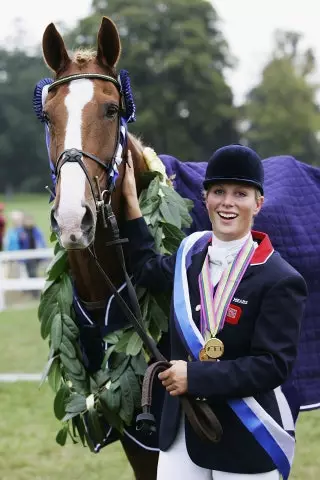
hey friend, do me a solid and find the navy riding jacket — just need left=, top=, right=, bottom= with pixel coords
left=123, top=217, right=307, bottom=474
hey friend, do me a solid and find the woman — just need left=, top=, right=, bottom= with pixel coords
left=122, top=144, right=307, bottom=480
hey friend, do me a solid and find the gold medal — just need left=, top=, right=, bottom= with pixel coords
left=199, top=347, right=209, bottom=361
left=204, top=337, right=224, bottom=360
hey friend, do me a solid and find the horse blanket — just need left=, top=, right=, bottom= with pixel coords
left=161, top=154, right=320, bottom=411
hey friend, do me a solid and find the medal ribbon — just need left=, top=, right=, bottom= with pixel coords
left=198, top=235, right=255, bottom=340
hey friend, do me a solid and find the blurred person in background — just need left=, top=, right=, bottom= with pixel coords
left=19, top=213, right=46, bottom=278
left=0, top=203, right=6, bottom=251
left=4, top=210, right=24, bottom=251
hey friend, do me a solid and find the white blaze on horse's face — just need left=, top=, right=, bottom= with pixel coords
left=56, top=79, right=94, bottom=248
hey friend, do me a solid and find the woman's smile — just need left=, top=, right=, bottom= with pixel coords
left=205, top=183, right=264, bottom=241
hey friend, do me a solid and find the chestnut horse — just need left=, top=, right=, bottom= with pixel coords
left=42, top=17, right=159, bottom=480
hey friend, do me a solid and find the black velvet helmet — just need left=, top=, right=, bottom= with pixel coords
left=203, top=144, right=264, bottom=194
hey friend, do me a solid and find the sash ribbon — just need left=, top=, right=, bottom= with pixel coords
left=173, top=231, right=295, bottom=479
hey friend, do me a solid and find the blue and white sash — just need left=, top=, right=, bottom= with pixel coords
left=173, top=231, right=295, bottom=480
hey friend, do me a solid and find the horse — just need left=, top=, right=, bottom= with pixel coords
left=38, top=15, right=320, bottom=480
left=40, top=17, right=162, bottom=480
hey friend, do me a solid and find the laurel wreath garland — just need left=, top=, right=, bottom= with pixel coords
left=38, top=149, right=193, bottom=450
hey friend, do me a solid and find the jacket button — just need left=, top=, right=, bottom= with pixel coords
left=195, top=304, right=201, bottom=311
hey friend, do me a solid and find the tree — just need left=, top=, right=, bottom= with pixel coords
left=241, top=30, right=320, bottom=165
left=65, top=0, right=239, bottom=161
left=0, top=48, right=49, bottom=192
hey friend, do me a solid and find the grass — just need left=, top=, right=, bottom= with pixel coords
left=0, top=383, right=132, bottom=480
left=0, top=305, right=320, bottom=479
left=0, top=305, right=48, bottom=372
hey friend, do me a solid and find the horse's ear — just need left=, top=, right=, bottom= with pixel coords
left=42, top=23, right=71, bottom=74
left=97, top=17, right=121, bottom=68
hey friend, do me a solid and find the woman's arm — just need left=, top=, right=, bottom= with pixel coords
left=122, top=151, right=176, bottom=293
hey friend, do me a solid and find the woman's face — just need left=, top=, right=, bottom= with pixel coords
left=205, top=182, right=264, bottom=241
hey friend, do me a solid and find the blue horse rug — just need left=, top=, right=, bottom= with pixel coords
left=160, top=154, right=320, bottom=411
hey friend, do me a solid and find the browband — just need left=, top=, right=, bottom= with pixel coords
left=48, top=73, right=121, bottom=92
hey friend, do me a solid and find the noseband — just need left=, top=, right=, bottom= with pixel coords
left=48, top=73, right=125, bottom=207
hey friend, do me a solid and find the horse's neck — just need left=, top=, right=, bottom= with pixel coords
left=68, top=139, right=147, bottom=308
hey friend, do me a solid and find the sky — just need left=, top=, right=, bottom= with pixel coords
left=1, top=0, right=320, bottom=105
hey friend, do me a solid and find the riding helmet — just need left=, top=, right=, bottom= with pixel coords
left=203, top=144, right=264, bottom=194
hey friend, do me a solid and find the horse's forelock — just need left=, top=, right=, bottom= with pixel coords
left=72, top=49, right=97, bottom=66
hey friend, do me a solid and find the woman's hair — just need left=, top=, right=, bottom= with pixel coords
left=202, top=185, right=262, bottom=202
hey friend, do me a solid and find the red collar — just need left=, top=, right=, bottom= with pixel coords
left=251, top=230, right=274, bottom=265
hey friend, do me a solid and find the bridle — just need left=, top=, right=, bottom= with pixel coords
left=45, top=73, right=223, bottom=445
left=48, top=73, right=125, bottom=208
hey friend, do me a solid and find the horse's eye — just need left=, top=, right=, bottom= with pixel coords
left=104, top=104, right=119, bottom=118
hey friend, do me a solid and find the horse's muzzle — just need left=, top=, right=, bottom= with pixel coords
left=50, top=204, right=96, bottom=249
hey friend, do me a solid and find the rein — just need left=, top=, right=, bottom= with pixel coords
left=44, top=72, right=222, bottom=443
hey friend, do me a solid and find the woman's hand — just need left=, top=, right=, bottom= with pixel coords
left=122, top=150, right=142, bottom=219
left=158, top=360, right=188, bottom=396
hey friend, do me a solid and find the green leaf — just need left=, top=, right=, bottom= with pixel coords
left=146, top=176, right=160, bottom=199
left=57, top=273, right=73, bottom=314
left=148, top=321, right=161, bottom=344
left=110, top=357, right=130, bottom=382
left=126, top=367, right=141, bottom=409
left=87, top=408, right=105, bottom=446
left=46, top=249, right=68, bottom=281
left=150, top=298, right=168, bottom=333
left=54, top=240, right=63, bottom=254
left=60, top=354, right=84, bottom=377
left=126, top=331, right=143, bottom=356
left=104, top=331, right=120, bottom=345
left=38, top=282, right=60, bottom=323
left=50, top=313, right=63, bottom=351
left=42, top=279, right=56, bottom=295
left=47, top=357, right=62, bottom=392
left=56, top=426, right=68, bottom=446
left=100, top=385, right=121, bottom=412
left=61, top=411, right=81, bottom=422
left=92, top=369, right=110, bottom=388
left=67, top=423, right=78, bottom=444
left=67, top=376, right=89, bottom=396
left=65, top=393, right=87, bottom=414
left=101, top=345, right=116, bottom=369
left=159, top=197, right=179, bottom=226
left=62, top=314, right=79, bottom=339
left=59, top=335, right=77, bottom=359
left=72, top=416, right=86, bottom=447
left=50, top=232, right=57, bottom=244
left=39, top=355, right=58, bottom=388
left=54, top=384, right=70, bottom=420
left=98, top=398, right=123, bottom=433
left=40, top=304, right=58, bottom=340
left=114, top=330, right=134, bottom=353
left=131, top=352, right=148, bottom=376
left=140, top=196, right=160, bottom=215
left=162, top=222, right=185, bottom=241
left=119, top=369, right=135, bottom=424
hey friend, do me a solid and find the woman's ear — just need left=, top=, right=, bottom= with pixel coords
left=254, top=195, right=264, bottom=216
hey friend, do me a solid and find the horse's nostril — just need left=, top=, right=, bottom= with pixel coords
left=81, top=206, right=94, bottom=233
left=50, top=208, right=59, bottom=234
left=70, top=234, right=76, bottom=242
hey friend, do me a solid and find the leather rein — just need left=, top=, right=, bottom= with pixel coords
left=49, top=72, right=222, bottom=443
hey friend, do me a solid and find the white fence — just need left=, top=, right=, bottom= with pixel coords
left=0, top=248, right=54, bottom=311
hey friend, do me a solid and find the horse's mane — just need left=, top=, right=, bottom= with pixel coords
left=128, top=133, right=145, bottom=155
